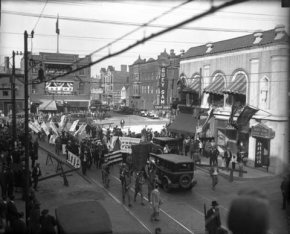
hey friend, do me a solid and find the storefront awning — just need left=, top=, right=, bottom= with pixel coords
left=183, top=78, right=200, bottom=93
left=168, top=113, right=197, bottom=136
left=39, top=100, right=57, bottom=111
left=68, top=101, right=89, bottom=108
left=223, top=73, right=247, bottom=95
left=204, top=75, right=225, bottom=95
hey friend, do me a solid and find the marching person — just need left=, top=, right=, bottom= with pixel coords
left=223, top=147, right=232, bottom=170
left=281, top=174, right=290, bottom=210
left=32, top=163, right=42, bottom=191
left=205, top=201, right=221, bottom=234
left=209, top=145, right=219, bottom=167
left=151, top=184, right=162, bottom=222
left=134, top=171, right=145, bottom=206
left=210, top=163, right=219, bottom=191
left=123, top=168, right=132, bottom=207
left=80, top=150, right=88, bottom=175
left=102, top=162, right=110, bottom=188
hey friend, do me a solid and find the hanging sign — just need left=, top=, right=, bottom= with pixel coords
left=159, top=67, right=168, bottom=106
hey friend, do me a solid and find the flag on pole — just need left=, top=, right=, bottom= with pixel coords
left=236, top=105, right=259, bottom=128
left=56, top=14, right=60, bottom=34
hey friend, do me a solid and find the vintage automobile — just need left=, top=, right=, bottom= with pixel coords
left=149, top=153, right=197, bottom=192
left=152, top=137, right=182, bottom=154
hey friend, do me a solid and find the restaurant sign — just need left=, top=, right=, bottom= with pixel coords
left=45, top=81, right=74, bottom=94
left=251, top=124, right=275, bottom=139
left=159, top=67, right=168, bottom=105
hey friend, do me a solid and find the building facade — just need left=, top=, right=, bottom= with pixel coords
left=176, top=25, right=289, bottom=174
left=21, top=52, right=91, bottom=113
left=0, top=62, right=25, bottom=116
left=100, top=65, right=129, bottom=106
left=129, top=49, right=180, bottom=111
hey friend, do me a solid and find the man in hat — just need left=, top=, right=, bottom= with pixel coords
left=205, top=200, right=221, bottom=234
left=40, top=209, right=57, bottom=234
left=32, top=163, right=42, bottom=191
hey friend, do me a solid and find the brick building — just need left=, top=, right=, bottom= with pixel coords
left=21, top=52, right=91, bottom=113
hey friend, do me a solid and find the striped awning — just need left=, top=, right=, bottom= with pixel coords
left=204, top=75, right=225, bottom=95
left=223, top=73, right=247, bottom=95
left=183, top=78, right=200, bottom=93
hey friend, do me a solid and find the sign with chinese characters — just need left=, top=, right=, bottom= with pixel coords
left=154, top=105, right=170, bottom=110
left=45, top=81, right=74, bottom=94
left=251, top=124, right=275, bottom=139
left=159, top=67, right=168, bottom=105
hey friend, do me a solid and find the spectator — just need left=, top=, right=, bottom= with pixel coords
left=40, top=209, right=57, bottom=234
left=227, top=188, right=270, bottom=234
left=223, top=147, right=232, bottom=170
left=134, top=171, right=145, bottom=206
left=281, top=174, right=290, bottom=210
left=32, top=163, right=42, bottom=191
left=151, top=184, right=162, bottom=222
left=205, top=200, right=221, bottom=234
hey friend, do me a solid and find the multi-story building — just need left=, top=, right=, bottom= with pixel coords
left=100, top=65, right=129, bottom=106
left=0, top=59, right=25, bottom=116
left=90, top=75, right=103, bottom=103
left=129, top=49, right=180, bottom=111
left=170, top=25, right=289, bottom=174
left=21, top=52, right=91, bottom=113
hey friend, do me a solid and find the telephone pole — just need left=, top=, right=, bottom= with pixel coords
left=24, top=30, right=33, bottom=225
left=11, top=51, right=16, bottom=141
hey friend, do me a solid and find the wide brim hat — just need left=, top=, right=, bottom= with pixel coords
left=212, top=201, right=219, bottom=206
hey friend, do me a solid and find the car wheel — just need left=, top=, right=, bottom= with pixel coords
left=162, top=178, right=170, bottom=193
left=179, top=174, right=192, bottom=189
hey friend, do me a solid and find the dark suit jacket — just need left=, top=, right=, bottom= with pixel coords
left=224, top=150, right=232, bottom=162
left=206, top=208, right=221, bottom=232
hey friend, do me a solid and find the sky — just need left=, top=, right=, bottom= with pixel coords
left=0, top=0, right=289, bottom=77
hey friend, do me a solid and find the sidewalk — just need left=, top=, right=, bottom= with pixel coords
left=197, top=155, right=276, bottom=181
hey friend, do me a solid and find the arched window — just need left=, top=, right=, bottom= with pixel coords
left=259, top=77, right=269, bottom=110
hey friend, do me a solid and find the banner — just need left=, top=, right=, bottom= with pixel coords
left=104, top=150, right=123, bottom=165
left=69, top=120, right=79, bottom=132
left=59, top=115, right=66, bottom=129
left=50, top=121, right=59, bottom=136
left=49, top=134, right=58, bottom=144
left=33, top=120, right=42, bottom=132
left=67, top=151, right=81, bottom=168
left=236, top=105, right=259, bottom=128
left=202, top=108, right=214, bottom=131
left=159, top=67, right=168, bottom=105
left=29, top=122, right=40, bottom=133
left=74, top=123, right=86, bottom=136
left=41, top=122, right=50, bottom=135
left=119, top=137, right=141, bottom=154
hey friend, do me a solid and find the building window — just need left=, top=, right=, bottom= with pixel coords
left=3, top=91, right=9, bottom=96
left=148, top=86, right=150, bottom=94
left=79, top=82, right=84, bottom=94
left=259, top=77, right=269, bottom=110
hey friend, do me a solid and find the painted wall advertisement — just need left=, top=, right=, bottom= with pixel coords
left=159, top=67, right=168, bottom=105
left=45, top=81, right=74, bottom=94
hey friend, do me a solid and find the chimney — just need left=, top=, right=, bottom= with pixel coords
left=4, top=56, right=10, bottom=72
left=206, top=42, right=213, bottom=53
left=274, top=24, right=285, bottom=40
left=253, top=30, right=263, bottom=44
left=121, top=65, right=127, bottom=72
left=180, top=49, right=185, bottom=57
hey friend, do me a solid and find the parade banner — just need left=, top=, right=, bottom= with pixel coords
left=104, top=150, right=123, bottom=165
left=41, top=122, right=50, bottom=135
left=69, top=120, right=79, bottom=132
left=50, top=121, right=59, bottom=136
left=119, top=137, right=141, bottom=154
left=59, top=115, right=66, bottom=129
left=34, top=119, right=42, bottom=132
left=67, top=151, right=81, bottom=168
left=73, top=123, right=85, bottom=136
left=29, top=121, right=40, bottom=133
left=62, top=144, right=67, bottom=154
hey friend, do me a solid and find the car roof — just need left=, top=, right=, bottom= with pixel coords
left=153, top=137, right=180, bottom=142
left=150, top=153, right=194, bottom=164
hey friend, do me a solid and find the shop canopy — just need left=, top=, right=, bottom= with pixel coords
left=183, top=78, right=201, bottom=93
left=223, top=73, right=247, bottom=95
left=39, top=100, right=57, bottom=111
left=204, top=75, right=225, bottom=95
left=168, top=112, right=197, bottom=136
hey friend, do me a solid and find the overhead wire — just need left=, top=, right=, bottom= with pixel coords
left=32, top=0, right=48, bottom=31
left=29, top=0, right=250, bottom=86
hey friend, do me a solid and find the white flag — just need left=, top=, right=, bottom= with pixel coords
left=59, top=115, right=66, bottom=129
left=74, top=123, right=85, bottom=136
left=69, top=119, right=79, bottom=132
left=41, top=122, right=50, bottom=135
left=34, top=119, right=42, bottom=132
left=29, top=121, right=40, bottom=133
left=50, top=121, right=59, bottom=136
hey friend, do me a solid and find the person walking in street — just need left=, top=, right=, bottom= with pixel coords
left=80, top=150, right=88, bottom=175
left=205, top=200, right=221, bottom=234
left=151, top=184, right=162, bottom=222
left=223, top=147, right=232, bottom=170
left=122, top=168, right=132, bottom=207
left=102, top=162, right=110, bottom=188
left=209, top=145, right=219, bottom=167
left=281, top=174, right=290, bottom=210
left=147, top=163, right=157, bottom=203
left=231, top=154, right=237, bottom=170
left=134, top=171, right=145, bottom=206
left=210, top=163, right=219, bottom=191
left=32, top=163, right=42, bottom=191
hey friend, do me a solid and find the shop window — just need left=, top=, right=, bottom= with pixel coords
left=3, top=91, right=9, bottom=96
left=259, top=77, right=269, bottom=110
left=208, top=94, right=223, bottom=107
left=226, top=94, right=246, bottom=107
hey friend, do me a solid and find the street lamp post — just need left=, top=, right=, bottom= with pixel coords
left=24, top=30, right=33, bottom=225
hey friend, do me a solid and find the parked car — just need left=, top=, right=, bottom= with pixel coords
left=149, top=113, right=159, bottom=119
left=140, top=110, right=148, bottom=117
left=149, top=153, right=197, bottom=192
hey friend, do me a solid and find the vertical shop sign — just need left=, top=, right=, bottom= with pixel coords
left=159, top=67, right=168, bottom=105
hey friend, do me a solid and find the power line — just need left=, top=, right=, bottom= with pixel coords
left=2, top=9, right=256, bottom=33
left=32, top=0, right=48, bottom=31
left=28, top=0, right=251, bottom=85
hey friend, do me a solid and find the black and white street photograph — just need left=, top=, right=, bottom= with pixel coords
left=0, top=0, right=289, bottom=233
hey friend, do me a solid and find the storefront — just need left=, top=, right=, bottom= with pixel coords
left=250, top=123, right=275, bottom=170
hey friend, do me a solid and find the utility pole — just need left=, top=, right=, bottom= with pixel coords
left=11, top=51, right=16, bottom=141
left=24, top=30, right=33, bottom=225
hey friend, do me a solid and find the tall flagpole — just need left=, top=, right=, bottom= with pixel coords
left=56, top=14, right=60, bottom=53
